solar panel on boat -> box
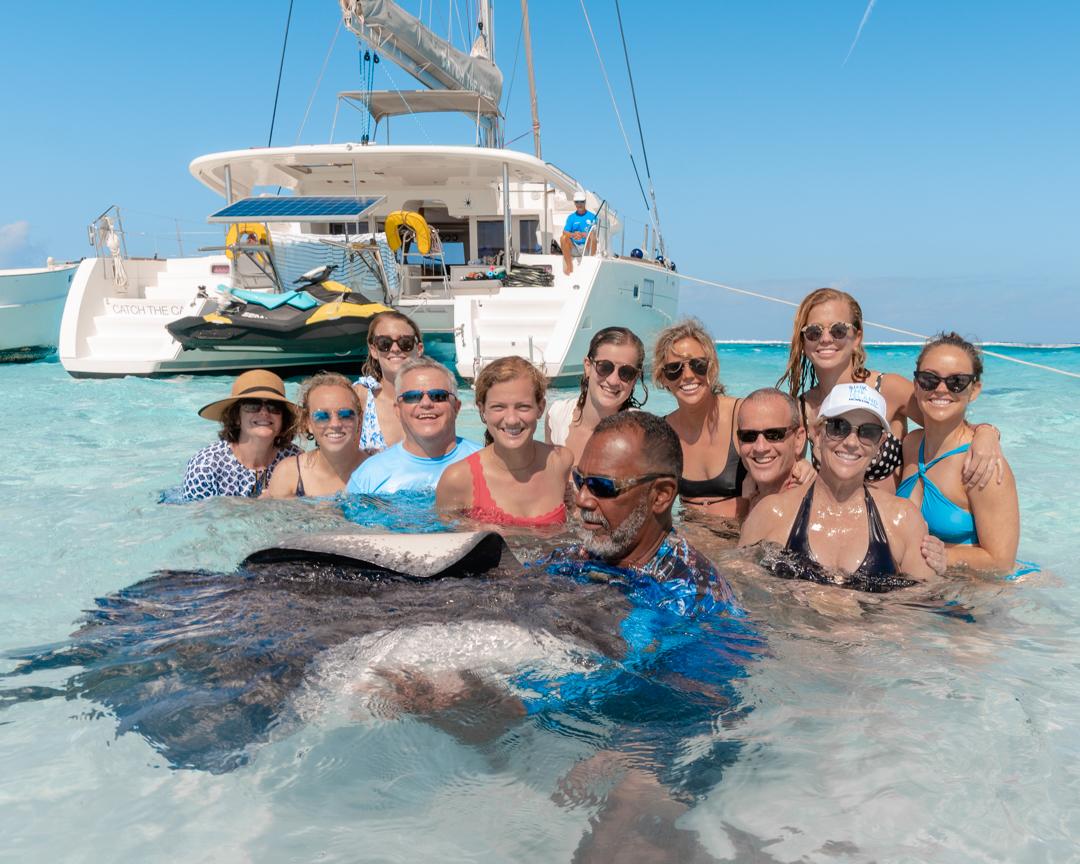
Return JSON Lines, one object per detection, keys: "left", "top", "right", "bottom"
{"left": 208, "top": 196, "right": 384, "bottom": 222}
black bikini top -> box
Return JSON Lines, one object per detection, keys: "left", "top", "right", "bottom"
{"left": 677, "top": 400, "right": 747, "bottom": 501}
{"left": 775, "top": 482, "right": 914, "bottom": 593}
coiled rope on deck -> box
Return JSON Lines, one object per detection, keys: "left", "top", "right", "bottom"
{"left": 679, "top": 272, "right": 1080, "bottom": 380}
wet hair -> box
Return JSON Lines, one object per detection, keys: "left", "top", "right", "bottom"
{"left": 777, "top": 288, "right": 870, "bottom": 398}
{"left": 393, "top": 356, "right": 458, "bottom": 397}
{"left": 474, "top": 356, "right": 549, "bottom": 445}
{"left": 916, "top": 331, "right": 984, "bottom": 381}
{"left": 362, "top": 311, "right": 422, "bottom": 381}
{"left": 574, "top": 327, "right": 648, "bottom": 416}
{"left": 651, "top": 318, "right": 725, "bottom": 395}
{"left": 593, "top": 411, "right": 683, "bottom": 479}
{"left": 218, "top": 401, "right": 297, "bottom": 449}
{"left": 297, "top": 371, "right": 361, "bottom": 441}
{"left": 742, "top": 387, "right": 801, "bottom": 429}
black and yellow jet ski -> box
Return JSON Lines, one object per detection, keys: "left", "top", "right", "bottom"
{"left": 166, "top": 265, "right": 391, "bottom": 355}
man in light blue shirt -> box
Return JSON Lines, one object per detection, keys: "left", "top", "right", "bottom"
{"left": 560, "top": 189, "right": 597, "bottom": 275}
{"left": 346, "top": 357, "right": 481, "bottom": 495}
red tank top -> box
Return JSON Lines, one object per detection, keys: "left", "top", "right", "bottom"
{"left": 464, "top": 451, "right": 567, "bottom": 527}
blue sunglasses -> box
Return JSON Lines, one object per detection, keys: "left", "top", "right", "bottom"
{"left": 311, "top": 408, "right": 358, "bottom": 424}
{"left": 398, "top": 389, "right": 453, "bottom": 404}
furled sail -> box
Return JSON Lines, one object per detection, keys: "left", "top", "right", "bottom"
{"left": 340, "top": 0, "right": 503, "bottom": 106}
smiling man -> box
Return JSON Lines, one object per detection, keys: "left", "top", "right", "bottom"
{"left": 737, "top": 387, "right": 809, "bottom": 512}
{"left": 345, "top": 357, "right": 481, "bottom": 495}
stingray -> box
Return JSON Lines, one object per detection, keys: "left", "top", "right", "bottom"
{"left": 0, "top": 532, "right": 756, "bottom": 782}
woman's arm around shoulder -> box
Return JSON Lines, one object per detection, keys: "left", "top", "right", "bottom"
{"left": 435, "top": 456, "right": 474, "bottom": 513}
{"left": 261, "top": 454, "right": 301, "bottom": 499}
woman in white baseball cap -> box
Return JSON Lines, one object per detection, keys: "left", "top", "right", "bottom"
{"left": 739, "top": 382, "right": 936, "bottom": 590}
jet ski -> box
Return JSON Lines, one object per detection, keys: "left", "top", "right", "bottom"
{"left": 166, "top": 265, "right": 392, "bottom": 354}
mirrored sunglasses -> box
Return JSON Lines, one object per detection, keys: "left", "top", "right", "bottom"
{"left": 311, "top": 408, "right": 358, "bottom": 424}
{"left": 398, "top": 388, "right": 452, "bottom": 405}
{"left": 571, "top": 468, "right": 673, "bottom": 498}
{"left": 801, "top": 322, "right": 855, "bottom": 342}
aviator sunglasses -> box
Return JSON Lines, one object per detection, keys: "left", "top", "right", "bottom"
{"left": 590, "top": 358, "right": 640, "bottom": 383}
{"left": 801, "top": 322, "right": 855, "bottom": 342}
{"left": 571, "top": 468, "right": 674, "bottom": 498}
{"left": 372, "top": 334, "right": 418, "bottom": 353}
{"left": 397, "top": 388, "right": 453, "bottom": 405}
{"left": 823, "top": 417, "right": 885, "bottom": 445}
{"left": 914, "top": 370, "right": 977, "bottom": 394}
{"left": 737, "top": 426, "right": 796, "bottom": 445}
{"left": 661, "top": 357, "right": 709, "bottom": 381}
{"left": 310, "top": 408, "right": 358, "bottom": 424}
{"left": 239, "top": 399, "right": 284, "bottom": 414}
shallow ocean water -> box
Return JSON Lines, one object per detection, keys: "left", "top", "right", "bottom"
{"left": 2, "top": 344, "right": 1079, "bottom": 863}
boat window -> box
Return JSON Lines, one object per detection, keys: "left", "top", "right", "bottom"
{"left": 518, "top": 219, "right": 540, "bottom": 254}
{"left": 641, "top": 278, "right": 654, "bottom": 308}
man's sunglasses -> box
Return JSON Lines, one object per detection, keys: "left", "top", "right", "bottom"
{"left": 372, "top": 334, "right": 418, "bottom": 353}
{"left": 311, "top": 408, "right": 357, "bottom": 424}
{"left": 801, "top": 322, "right": 855, "bottom": 342}
{"left": 737, "top": 426, "right": 796, "bottom": 445}
{"left": 914, "top": 370, "right": 976, "bottom": 394}
{"left": 823, "top": 417, "right": 885, "bottom": 445}
{"left": 591, "top": 358, "right": 640, "bottom": 383}
{"left": 397, "top": 388, "right": 453, "bottom": 404}
{"left": 571, "top": 468, "right": 674, "bottom": 498}
{"left": 239, "top": 399, "right": 284, "bottom": 414}
{"left": 661, "top": 357, "right": 709, "bottom": 381}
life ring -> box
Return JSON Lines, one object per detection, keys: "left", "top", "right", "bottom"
{"left": 384, "top": 210, "right": 432, "bottom": 256}
{"left": 225, "top": 223, "right": 271, "bottom": 260}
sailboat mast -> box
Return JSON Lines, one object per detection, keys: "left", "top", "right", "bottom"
{"left": 520, "top": 0, "right": 541, "bottom": 159}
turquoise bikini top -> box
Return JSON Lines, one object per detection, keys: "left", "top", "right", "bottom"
{"left": 897, "top": 441, "right": 978, "bottom": 545}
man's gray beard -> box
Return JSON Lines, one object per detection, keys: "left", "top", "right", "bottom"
{"left": 575, "top": 495, "right": 652, "bottom": 561}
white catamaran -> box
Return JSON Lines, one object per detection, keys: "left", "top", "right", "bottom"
{"left": 59, "top": 0, "right": 678, "bottom": 382}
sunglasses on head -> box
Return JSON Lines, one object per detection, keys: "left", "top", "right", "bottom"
{"left": 372, "top": 334, "right": 418, "bottom": 353}
{"left": 397, "top": 388, "right": 453, "bottom": 405}
{"left": 311, "top": 408, "right": 358, "bottom": 424}
{"left": 823, "top": 417, "right": 885, "bottom": 445}
{"left": 239, "top": 399, "right": 284, "bottom": 414}
{"left": 737, "top": 426, "right": 796, "bottom": 445}
{"left": 801, "top": 322, "right": 855, "bottom": 342}
{"left": 571, "top": 468, "right": 674, "bottom": 498}
{"left": 661, "top": 357, "right": 709, "bottom": 381}
{"left": 914, "top": 370, "right": 976, "bottom": 394}
{"left": 591, "top": 358, "right": 640, "bottom": 383}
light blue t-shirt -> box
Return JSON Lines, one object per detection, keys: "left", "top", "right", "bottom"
{"left": 563, "top": 210, "right": 597, "bottom": 246}
{"left": 345, "top": 437, "right": 482, "bottom": 495}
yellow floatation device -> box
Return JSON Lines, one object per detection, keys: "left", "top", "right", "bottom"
{"left": 225, "top": 222, "right": 271, "bottom": 258}
{"left": 384, "top": 210, "right": 432, "bottom": 256}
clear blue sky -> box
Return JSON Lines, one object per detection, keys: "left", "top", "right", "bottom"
{"left": 1, "top": 1, "right": 1076, "bottom": 341}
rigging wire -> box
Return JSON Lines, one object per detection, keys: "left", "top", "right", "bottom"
{"left": 678, "top": 273, "right": 1080, "bottom": 380}
{"left": 578, "top": 0, "right": 655, "bottom": 228}
{"left": 268, "top": 0, "right": 296, "bottom": 147}
{"left": 501, "top": 13, "right": 525, "bottom": 124}
{"left": 613, "top": 0, "right": 664, "bottom": 257}
{"left": 296, "top": 21, "right": 343, "bottom": 143}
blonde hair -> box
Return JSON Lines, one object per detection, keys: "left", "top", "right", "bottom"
{"left": 651, "top": 318, "right": 725, "bottom": 395}
{"left": 474, "top": 356, "right": 549, "bottom": 445}
{"left": 777, "top": 288, "right": 869, "bottom": 398}
{"left": 297, "top": 371, "right": 361, "bottom": 441}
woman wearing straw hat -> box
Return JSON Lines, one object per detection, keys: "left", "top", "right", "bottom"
{"left": 181, "top": 370, "right": 301, "bottom": 501}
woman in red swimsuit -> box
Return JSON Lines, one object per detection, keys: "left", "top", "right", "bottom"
{"left": 436, "top": 357, "right": 573, "bottom": 527}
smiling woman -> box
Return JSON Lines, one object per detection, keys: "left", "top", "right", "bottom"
{"left": 180, "top": 370, "right": 301, "bottom": 501}
{"left": 437, "top": 356, "right": 572, "bottom": 527}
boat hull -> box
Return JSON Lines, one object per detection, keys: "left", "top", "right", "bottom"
{"left": 0, "top": 265, "right": 78, "bottom": 360}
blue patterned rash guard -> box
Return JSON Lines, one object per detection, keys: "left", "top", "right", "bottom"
{"left": 181, "top": 439, "right": 301, "bottom": 501}
{"left": 527, "top": 531, "right": 759, "bottom": 799}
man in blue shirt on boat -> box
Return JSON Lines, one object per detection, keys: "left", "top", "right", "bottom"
{"left": 560, "top": 189, "right": 597, "bottom": 276}
{"left": 346, "top": 357, "right": 481, "bottom": 495}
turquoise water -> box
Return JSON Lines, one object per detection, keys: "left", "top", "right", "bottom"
{"left": 2, "top": 345, "right": 1079, "bottom": 862}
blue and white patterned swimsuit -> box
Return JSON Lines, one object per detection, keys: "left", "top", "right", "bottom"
{"left": 355, "top": 375, "right": 388, "bottom": 452}
{"left": 181, "top": 439, "right": 301, "bottom": 501}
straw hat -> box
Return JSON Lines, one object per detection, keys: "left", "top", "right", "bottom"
{"left": 197, "top": 369, "right": 295, "bottom": 421}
